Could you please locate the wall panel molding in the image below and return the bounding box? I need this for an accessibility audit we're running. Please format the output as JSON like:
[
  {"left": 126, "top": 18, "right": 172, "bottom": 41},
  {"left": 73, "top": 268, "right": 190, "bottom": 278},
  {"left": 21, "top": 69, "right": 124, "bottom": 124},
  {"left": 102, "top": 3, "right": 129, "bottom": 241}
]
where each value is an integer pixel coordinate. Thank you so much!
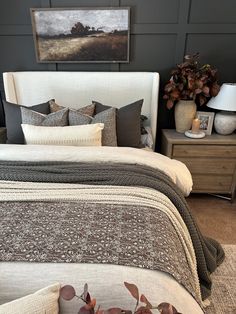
[
  {"left": 0, "top": 0, "right": 236, "bottom": 135},
  {"left": 189, "top": 0, "right": 236, "bottom": 24},
  {"left": 40, "top": 0, "right": 51, "bottom": 7},
  {"left": 186, "top": 24, "right": 236, "bottom": 33},
  {"left": 132, "top": 24, "right": 178, "bottom": 35},
  {"left": 174, "top": 0, "right": 190, "bottom": 64}
]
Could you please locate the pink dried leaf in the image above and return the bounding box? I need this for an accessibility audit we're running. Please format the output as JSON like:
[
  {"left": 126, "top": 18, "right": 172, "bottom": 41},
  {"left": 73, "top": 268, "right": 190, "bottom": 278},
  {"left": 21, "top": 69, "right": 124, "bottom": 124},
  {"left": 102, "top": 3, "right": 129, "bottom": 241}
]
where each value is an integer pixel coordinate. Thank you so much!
[
  {"left": 157, "top": 303, "right": 178, "bottom": 314},
  {"left": 210, "top": 84, "right": 220, "bottom": 97},
  {"left": 179, "top": 61, "right": 190, "bottom": 69},
  {"left": 140, "top": 294, "right": 152, "bottom": 309},
  {"left": 135, "top": 306, "right": 152, "bottom": 314},
  {"left": 89, "top": 299, "right": 96, "bottom": 309},
  {"left": 123, "top": 311, "right": 132, "bottom": 314},
  {"left": 202, "top": 86, "right": 210, "bottom": 96},
  {"left": 124, "top": 282, "right": 139, "bottom": 301},
  {"left": 199, "top": 95, "right": 207, "bottom": 106},
  {"left": 107, "top": 307, "right": 122, "bottom": 314},
  {"left": 195, "top": 88, "right": 202, "bottom": 94},
  {"left": 170, "top": 89, "right": 180, "bottom": 100},
  {"left": 195, "top": 80, "right": 204, "bottom": 88},
  {"left": 86, "top": 292, "right": 91, "bottom": 304},
  {"left": 210, "top": 69, "right": 217, "bottom": 77},
  {"left": 85, "top": 303, "right": 96, "bottom": 313},
  {"left": 164, "top": 84, "right": 174, "bottom": 93},
  {"left": 188, "top": 79, "right": 195, "bottom": 90},
  {"left": 60, "top": 285, "right": 76, "bottom": 301},
  {"left": 166, "top": 100, "right": 174, "bottom": 110},
  {"left": 79, "top": 305, "right": 95, "bottom": 314},
  {"left": 95, "top": 305, "right": 101, "bottom": 314}
]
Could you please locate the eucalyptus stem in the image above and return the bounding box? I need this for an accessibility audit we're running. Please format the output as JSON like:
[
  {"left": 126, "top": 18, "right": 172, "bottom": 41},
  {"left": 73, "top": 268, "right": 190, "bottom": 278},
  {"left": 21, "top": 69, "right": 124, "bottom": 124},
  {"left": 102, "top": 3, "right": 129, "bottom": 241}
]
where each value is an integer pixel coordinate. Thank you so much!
[
  {"left": 134, "top": 299, "right": 139, "bottom": 314},
  {"left": 77, "top": 294, "right": 87, "bottom": 303}
]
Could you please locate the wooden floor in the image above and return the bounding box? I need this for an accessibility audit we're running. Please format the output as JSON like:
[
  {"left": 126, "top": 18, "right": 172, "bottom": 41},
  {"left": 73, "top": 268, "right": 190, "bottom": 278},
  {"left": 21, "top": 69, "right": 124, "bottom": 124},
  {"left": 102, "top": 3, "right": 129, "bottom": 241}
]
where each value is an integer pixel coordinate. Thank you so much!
[{"left": 187, "top": 194, "right": 236, "bottom": 245}]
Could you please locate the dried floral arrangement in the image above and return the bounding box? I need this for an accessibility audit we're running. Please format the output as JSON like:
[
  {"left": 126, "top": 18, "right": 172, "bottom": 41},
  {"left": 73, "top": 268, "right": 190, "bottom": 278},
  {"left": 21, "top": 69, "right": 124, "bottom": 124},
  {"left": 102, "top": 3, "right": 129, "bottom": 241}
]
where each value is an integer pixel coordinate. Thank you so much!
[
  {"left": 60, "top": 282, "right": 182, "bottom": 314},
  {"left": 163, "top": 53, "right": 220, "bottom": 109}
]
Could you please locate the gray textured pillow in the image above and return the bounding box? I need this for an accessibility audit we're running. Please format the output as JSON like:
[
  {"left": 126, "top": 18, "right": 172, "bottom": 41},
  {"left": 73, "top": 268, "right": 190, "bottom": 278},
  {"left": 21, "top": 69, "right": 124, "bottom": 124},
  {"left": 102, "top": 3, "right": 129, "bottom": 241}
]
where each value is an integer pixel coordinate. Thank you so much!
[
  {"left": 93, "top": 99, "right": 144, "bottom": 147},
  {"left": 21, "top": 107, "right": 68, "bottom": 126},
  {"left": 68, "top": 107, "right": 117, "bottom": 146},
  {"left": 49, "top": 100, "right": 95, "bottom": 116},
  {"left": 69, "top": 110, "right": 93, "bottom": 125},
  {"left": 93, "top": 107, "right": 117, "bottom": 146}
]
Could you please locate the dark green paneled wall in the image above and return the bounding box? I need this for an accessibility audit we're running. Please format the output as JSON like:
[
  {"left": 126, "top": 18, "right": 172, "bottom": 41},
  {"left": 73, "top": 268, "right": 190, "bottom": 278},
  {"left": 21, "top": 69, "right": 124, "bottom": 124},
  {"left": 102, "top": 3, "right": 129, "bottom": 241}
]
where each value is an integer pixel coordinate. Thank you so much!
[{"left": 1, "top": 0, "right": 236, "bottom": 147}]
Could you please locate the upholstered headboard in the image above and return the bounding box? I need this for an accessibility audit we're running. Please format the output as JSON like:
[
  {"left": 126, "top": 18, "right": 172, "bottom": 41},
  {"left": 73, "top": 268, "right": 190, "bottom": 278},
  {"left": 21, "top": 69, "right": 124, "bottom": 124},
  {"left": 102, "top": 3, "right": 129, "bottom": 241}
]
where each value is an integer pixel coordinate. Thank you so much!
[{"left": 3, "top": 71, "right": 160, "bottom": 146}]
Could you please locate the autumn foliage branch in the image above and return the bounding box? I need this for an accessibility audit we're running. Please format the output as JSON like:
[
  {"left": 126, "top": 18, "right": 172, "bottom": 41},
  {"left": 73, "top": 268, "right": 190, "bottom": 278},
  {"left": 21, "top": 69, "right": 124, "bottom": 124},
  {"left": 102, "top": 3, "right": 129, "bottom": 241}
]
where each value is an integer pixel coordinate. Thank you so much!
[
  {"left": 60, "top": 282, "right": 182, "bottom": 314},
  {"left": 163, "top": 53, "right": 220, "bottom": 109}
]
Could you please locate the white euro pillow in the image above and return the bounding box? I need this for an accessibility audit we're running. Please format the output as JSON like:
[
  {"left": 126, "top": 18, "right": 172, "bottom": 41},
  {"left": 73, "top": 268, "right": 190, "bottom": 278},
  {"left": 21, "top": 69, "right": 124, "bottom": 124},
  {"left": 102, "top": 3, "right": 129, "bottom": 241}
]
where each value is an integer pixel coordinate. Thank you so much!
[
  {"left": 21, "top": 123, "right": 104, "bottom": 146},
  {"left": 0, "top": 283, "right": 60, "bottom": 314}
]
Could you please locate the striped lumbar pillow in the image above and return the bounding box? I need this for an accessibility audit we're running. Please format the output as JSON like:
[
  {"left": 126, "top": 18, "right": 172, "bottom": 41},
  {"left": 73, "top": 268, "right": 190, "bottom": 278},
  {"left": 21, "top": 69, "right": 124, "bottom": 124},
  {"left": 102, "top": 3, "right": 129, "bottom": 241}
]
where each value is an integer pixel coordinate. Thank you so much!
[
  {"left": 0, "top": 283, "right": 60, "bottom": 314},
  {"left": 21, "top": 123, "right": 104, "bottom": 146}
]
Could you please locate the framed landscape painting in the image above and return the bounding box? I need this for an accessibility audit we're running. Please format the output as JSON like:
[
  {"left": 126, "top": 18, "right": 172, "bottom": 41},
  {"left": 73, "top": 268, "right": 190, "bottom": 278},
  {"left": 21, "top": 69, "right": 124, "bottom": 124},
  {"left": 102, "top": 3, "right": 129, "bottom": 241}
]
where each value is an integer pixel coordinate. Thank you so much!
[{"left": 31, "top": 7, "right": 130, "bottom": 63}]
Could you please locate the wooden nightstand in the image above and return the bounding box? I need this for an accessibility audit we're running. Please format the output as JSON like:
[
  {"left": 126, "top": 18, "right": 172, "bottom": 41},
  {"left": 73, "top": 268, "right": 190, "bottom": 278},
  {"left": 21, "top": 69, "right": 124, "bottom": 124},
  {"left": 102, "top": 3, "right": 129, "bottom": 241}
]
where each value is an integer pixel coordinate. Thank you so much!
[
  {"left": 0, "top": 128, "right": 6, "bottom": 143},
  {"left": 161, "top": 129, "right": 236, "bottom": 201}
]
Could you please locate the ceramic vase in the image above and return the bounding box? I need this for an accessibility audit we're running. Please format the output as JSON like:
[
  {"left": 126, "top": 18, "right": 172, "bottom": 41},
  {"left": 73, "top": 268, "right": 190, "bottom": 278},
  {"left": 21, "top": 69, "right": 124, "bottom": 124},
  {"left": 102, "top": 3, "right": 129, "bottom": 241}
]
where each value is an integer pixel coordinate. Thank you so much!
[
  {"left": 175, "top": 100, "right": 197, "bottom": 133},
  {"left": 214, "top": 111, "right": 236, "bottom": 135}
]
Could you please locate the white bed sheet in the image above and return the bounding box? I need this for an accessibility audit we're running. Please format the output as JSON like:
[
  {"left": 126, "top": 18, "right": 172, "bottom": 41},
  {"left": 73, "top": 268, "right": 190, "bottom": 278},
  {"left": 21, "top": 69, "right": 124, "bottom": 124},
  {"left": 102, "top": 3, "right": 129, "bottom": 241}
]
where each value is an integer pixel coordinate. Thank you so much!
[
  {"left": 0, "top": 145, "right": 193, "bottom": 196},
  {"left": 0, "top": 263, "right": 203, "bottom": 314}
]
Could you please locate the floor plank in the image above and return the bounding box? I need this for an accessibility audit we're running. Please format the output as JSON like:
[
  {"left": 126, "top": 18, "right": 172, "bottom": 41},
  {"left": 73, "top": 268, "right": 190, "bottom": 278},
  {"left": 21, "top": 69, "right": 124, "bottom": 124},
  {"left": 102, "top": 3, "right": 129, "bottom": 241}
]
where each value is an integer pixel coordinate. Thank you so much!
[{"left": 186, "top": 194, "right": 236, "bottom": 245}]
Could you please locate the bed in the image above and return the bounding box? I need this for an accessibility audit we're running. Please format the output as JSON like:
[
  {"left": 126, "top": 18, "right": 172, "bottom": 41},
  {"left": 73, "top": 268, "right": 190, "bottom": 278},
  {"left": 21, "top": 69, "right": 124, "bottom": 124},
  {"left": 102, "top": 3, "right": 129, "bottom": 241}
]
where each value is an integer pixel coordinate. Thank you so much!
[{"left": 0, "top": 71, "right": 224, "bottom": 314}]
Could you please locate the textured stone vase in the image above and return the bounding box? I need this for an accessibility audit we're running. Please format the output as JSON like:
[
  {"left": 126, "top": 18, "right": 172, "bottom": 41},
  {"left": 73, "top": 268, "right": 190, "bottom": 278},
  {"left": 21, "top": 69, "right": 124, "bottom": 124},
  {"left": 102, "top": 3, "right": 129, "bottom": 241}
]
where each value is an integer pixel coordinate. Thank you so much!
[{"left": 175, "top": 100, "right": 197, "bottom": 133}]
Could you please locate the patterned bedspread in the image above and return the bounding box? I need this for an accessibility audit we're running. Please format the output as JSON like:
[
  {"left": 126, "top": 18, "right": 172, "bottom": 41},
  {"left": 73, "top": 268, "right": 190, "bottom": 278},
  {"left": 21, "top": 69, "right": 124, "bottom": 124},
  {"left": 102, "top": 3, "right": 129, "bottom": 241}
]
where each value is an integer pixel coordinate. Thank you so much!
[{"left": 0, "top": 159, "right": 225, "bottom": 306}]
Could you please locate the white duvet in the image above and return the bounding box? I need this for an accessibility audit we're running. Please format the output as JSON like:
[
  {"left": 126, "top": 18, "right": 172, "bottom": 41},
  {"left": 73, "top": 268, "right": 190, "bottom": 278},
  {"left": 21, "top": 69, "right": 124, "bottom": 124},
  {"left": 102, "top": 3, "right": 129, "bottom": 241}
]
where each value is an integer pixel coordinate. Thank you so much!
[
  {"left": 0, "top": 145, "right": 193, "bottom": 196},
  {"left": 0, "top": 144, "right": 203, "bottom": 313}
]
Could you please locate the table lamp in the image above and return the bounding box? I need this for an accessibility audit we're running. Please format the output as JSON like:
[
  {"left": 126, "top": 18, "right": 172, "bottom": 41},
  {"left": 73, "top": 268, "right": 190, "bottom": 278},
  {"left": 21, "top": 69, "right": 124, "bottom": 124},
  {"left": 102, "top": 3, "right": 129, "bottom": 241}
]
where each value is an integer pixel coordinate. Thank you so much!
[{"left": 207, "top": 83, "right": 236, "bottom": 135}]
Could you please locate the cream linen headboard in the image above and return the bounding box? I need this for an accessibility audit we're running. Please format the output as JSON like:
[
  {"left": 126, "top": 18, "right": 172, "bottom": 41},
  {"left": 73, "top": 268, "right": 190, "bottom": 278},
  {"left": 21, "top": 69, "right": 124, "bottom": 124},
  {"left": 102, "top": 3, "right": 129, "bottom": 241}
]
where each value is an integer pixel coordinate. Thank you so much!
[{"left": 3, "top": 71, "right": 160, "bottom": 147}]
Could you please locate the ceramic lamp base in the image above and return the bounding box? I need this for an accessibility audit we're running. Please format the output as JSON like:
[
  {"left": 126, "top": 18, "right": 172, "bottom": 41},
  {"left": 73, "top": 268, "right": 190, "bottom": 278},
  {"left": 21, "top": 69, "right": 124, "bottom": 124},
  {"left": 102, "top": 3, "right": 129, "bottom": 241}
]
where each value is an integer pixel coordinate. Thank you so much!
[
  {"left": 184, "top": 130, "right": 206, "bottom": 139},
  {"left": 214, "top": 111, "right": 236, "bottom": 135}
]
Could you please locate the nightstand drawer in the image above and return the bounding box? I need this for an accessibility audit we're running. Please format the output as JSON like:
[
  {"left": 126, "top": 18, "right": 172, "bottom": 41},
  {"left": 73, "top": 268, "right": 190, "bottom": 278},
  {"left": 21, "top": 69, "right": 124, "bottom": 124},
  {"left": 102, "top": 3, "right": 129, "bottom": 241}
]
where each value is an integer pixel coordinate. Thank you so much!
[
  {"left": 177, "top": 158, "right": 236, "bottom": 175},
  {"left": 173, "top": 145, "right": 236, "bottom": 158},
  {"left": 162, "top": 130, "right": 236, "bottom": 200},
  {"left": 192, "top": 174, "right": 233, "bottom": 193}
]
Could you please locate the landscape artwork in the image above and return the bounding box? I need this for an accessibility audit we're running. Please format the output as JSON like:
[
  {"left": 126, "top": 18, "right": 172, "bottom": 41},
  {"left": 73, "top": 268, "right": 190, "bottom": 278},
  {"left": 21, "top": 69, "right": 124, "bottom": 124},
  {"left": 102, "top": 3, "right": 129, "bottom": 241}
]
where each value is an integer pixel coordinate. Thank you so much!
[{"left": 31, "top": 8, "right": 130, "bottom": 63}]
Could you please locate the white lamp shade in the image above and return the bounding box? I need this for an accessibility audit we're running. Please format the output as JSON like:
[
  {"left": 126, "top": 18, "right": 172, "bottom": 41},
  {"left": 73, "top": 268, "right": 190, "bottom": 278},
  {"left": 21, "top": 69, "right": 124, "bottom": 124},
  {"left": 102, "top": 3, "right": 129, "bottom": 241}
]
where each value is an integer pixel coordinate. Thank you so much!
[{"left": 207, "top": 83, "right": 236, "bottom": 111}]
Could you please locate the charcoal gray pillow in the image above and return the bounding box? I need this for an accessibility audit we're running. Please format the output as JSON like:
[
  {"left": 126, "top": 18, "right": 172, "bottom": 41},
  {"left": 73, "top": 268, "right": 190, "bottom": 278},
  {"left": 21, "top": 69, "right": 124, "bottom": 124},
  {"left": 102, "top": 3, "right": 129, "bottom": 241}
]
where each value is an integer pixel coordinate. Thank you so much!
[
  {"left": 3, "top": 100, "right": 50, "bottom": 144},
  {"left": 68, "top": 107, "right": 117, "bottom": 146},
  {"left": 93, "top": 99, "right": 144, "bottom": 147},
  {"left": 94, "top": 102, "right": 111, "bottom": 114},
  {"left": 21, "top": 107, "right": 68, "bottom": 126}
]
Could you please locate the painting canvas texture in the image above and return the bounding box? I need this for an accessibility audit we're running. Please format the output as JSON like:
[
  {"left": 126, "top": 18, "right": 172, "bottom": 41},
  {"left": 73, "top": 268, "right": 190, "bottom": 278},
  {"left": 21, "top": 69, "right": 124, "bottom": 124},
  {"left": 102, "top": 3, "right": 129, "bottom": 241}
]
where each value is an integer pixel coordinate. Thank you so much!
[{"left": 31, "top": 8, "right": 129, "bottom": 63}]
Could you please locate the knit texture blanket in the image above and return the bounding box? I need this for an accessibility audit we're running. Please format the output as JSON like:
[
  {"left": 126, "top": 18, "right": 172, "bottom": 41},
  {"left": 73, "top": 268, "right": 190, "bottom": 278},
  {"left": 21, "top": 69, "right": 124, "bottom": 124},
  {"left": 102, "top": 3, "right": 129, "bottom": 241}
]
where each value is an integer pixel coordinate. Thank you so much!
[{"left": 0, "top": 161, "right": 225, "bottom": 301}]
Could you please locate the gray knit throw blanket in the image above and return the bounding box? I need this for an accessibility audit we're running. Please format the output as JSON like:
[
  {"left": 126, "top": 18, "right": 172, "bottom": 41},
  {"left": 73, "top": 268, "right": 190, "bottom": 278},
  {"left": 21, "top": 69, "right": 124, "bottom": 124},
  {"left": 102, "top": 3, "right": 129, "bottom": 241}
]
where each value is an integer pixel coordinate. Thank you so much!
[{"left": 0, "top": 161, "right": 225, "bottom": 300}]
